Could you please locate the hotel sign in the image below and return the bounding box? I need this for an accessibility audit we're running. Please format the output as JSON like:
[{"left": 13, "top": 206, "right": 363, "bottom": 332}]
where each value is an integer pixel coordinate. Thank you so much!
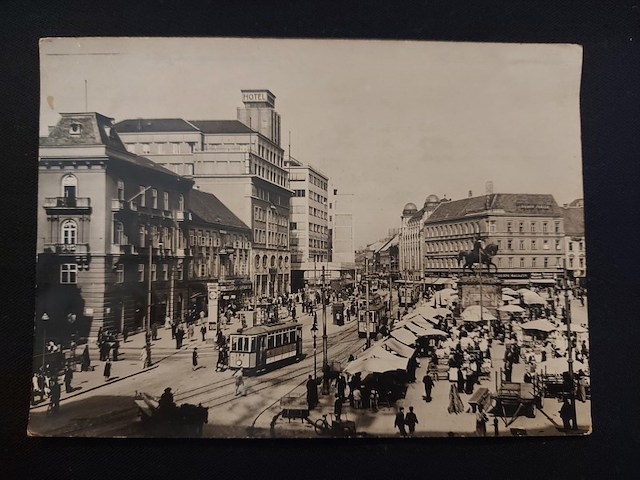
[{"left": 242, "top": 91, "right": 268, "bottom": 102}]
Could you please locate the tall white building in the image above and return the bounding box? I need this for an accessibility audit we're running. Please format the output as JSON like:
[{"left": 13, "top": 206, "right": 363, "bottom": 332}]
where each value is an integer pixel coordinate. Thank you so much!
[
  {"left": 325, "top": 185, "right": 356, "bottom": 289},
  {"left": 286, "top": 157, "right": 330, "bottom": 291}
]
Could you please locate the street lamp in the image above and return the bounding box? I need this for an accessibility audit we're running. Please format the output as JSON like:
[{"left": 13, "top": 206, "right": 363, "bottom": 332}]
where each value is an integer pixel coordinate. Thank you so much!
[
  {"left": 561, "top": 258, "right": 578, "bottom": 431},
  {"left": 41, "top": 313, "right": 49, "bottom": 370},
  {"left": 321, "top": 265, "right": 329, "bottom": 395},
  {"left": 311, "top": 320, "right": 318, "bottom": 380}
]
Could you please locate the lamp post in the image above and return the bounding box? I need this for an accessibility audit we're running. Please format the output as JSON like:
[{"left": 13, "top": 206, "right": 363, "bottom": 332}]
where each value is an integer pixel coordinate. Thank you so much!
[
  {"left": 144, "top": 228, "right": 154, "bottom": 367},
  {"left": 365, "top": 258, "right": 371, "bottom": 348},
  {"left": 41, "top": 313, "right": 49, "bottom": 370},
  {"left": 321, "top": 265, "right": 329, "bottom": 395},
  {"left": 562, "top": 258, "right": 578, "bottom": 431},
  {"left": 311, "top": 320, "right": 318, "bottom": 380}
]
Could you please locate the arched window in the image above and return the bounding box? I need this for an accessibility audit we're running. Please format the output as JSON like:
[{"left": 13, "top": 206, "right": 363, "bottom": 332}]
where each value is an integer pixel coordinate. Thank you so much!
[
  {"left": 117, "top": 180, "right": 125, "bottom": 201},
  {"left": 284, "top": 256, "right": 289, "bottom": 265},
  {"left": 262, "top": 255, "right": 268, "bottom": 268},
  {"left": 270, "top": 255, "right": 276, "bottom": 268},
  {"left": 62, "top": 175, "right": 78, "bottom": 201},
  {"left": 255, "top": 255, "right": 260, "bottom": 269},
  {"left": 61, "top": 219, "right": 77, "bottom": 245}
]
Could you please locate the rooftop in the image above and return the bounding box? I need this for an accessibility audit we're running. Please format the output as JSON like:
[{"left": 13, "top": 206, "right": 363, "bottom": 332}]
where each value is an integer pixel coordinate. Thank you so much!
[
  {"left": 561, "top": 206, "right": 584, "bottom": 236},
  {"left": 189, "top": 188, "right": 250, "bottom": 231},
  {"left": 188, "top": 120, "right": 254, "bottom": 134},
  {"left": 114, "top": 118, "right": 199, "bottom": 133}
]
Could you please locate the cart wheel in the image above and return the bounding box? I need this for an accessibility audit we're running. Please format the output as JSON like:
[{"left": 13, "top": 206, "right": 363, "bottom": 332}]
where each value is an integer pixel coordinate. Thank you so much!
[{"left": 314, "top": 418, "right": 329, "bottom": 436}]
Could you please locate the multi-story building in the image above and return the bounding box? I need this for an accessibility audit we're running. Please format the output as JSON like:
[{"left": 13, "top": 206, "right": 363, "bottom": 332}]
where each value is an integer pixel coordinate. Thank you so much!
[
  {"left": 561, "top": 198, "right": 586, "bottom": 287},
  {"left": 115, "top": 89, "right": 292, "bottom": 298},
  {"left": 399, "top": 194, "right": 442, "bottom": 281},
  {"left": 186, "top": 188, "right": 252, "bottom": 314},
  {"left": 285, "top": 156, "right": 330, "bottom": 292},
  {"left": 423, "top": 193, "right": 566, "bottom": 286},
  {"left": 326, "top": 185, "right": 357, "bottom": 290},
  {"left": 37, "top": 112, "right": 194, "bottom": 341},
  {"left": 375, "top": 233, "right": 400, "bottom": 280}
]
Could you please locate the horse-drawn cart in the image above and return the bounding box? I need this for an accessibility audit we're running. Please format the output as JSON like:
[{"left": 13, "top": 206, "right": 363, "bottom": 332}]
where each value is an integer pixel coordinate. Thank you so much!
[
  {"left": 490, "top": 382, "right": 542, "bottom": 427},
  {"left": 134, "top": 391, "right": 208, "bottom": 437}
]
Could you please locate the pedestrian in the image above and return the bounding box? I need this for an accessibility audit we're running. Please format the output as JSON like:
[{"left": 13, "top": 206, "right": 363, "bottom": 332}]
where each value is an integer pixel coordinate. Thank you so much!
[
  {"left": 457, "top": 367, "right": 465, "bottom": 393},
  {"left": 407, "top": 355, "right": 418, "bottom": 383},
  {"left": 336, "top": 374, "right": 347, "bottom": 401},
  {"left": 151, "top": 321, "right": 158, "bottom": 340},
  {"left": 112, "top": 339, "right": 119, "bottom": 361},
  {"left": 306, "top": 375, "right": 318, "bottom": 410},
  {"left": 176, "top": 326, "right": 185, "bottom": 349},
  {"left": 191, "top": 347, "right": 199, "bottom": 370},
  {"left": 370, "top": 389, "right": 379, "bottom": 410},
  {"left": 405, "top": 406, "right": 419, "bottom": 436},
  {"left": 504, "top": 359, "right": 513, "bottom": 382},
  {"left": 200, "top": 324, "right": 207, "bottom": 342},
  {"left": 353, "top": 388, "right": 362, "bottom": 409},
  {"left": 63, "top": 364, "right": 73, "bottom": 393},
  {"left": 577, "top": 370, "right": 588, "bottom": 402},
  {"left": 291, "top": 305, "right": 296, "bottom": 320},
  {"left": 394, "top": 407, "right": 407, "bottom": 437},
  {"left": 140, "top": 346, "right": 148, "bottom": 369},
  {"left": 170, "top": 319, "right": 176, "bottom": 339},
  {"left": 560, "top": 397, "right": 573, "bottom": 431},
  {"left": 103, "top": 357, "right": 112, "bottom": 382},
  {"left": 233, "top": 368, "right": 245, "bottom": 396},
  {"left": 81, "top": 345, "right": 91, "bottom": 372},
  {"left": 475, "top": 404, "right": 489, "bottom": 436},
  {"left": 334, "top": 394, "right": 343, "bottom": 422},
  {"left": 122, "top": 325, "right": 128, "bottom": 343},
  {"left": 48, "top": 377, "right": 61, "bottom": 415},
  {"left": 188, "top": 322, "right": 195, "bottom": 340},
  {"left": 423, "top": 372, "right": 435, "bottom": 402}
]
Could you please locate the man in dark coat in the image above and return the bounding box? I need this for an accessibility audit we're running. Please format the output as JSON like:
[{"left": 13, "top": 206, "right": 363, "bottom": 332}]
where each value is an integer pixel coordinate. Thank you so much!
[
  {"left": 49, "top": 377, "right": 61, "bottom": 415},
  {"left": 81, "top": 345, "right": 91, "bottom": 371},
  {"left": 306, "top": 375, "right": 318, "bottom": 409},
  {"left": 405, "top": 406, "right": 418, "bottom": 436},
  {"left": 334, "top": 394, "right": 343, "bottom": 422},
  {"left": 560, "top": 397, "right": 573, "bottom": 431},
  {"left": 63, "top": 365, "right": 73, "bottom": 393},
  {"left": 457, "top": 368, "right": 465, "bottom": 393},
  {"left": 407, "top": 355, "right": 418, "bottom": 383},
  {"left": 394, "top": 407, "right": 407, "bottom": 437},
  {"left": 175, "top": 326, "right": 185, "bottom": 349},
  {"left": 423, "top": 372, "right": 435, "bottom": 402},
  {"left": 200, "top": 324, "right": 207, "bottom": 342},
  {"left": 504, "top": 359, "right": 513, "bottom": 382},
  {"left": 336, "top": 374, "right": 347, "bottom": 401},
  {"left": 192, "top": 347, "right": 199, "bottom": 370}
]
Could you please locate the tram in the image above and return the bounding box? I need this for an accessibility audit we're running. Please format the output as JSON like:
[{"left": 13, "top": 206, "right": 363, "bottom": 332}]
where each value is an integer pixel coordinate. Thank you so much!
[
  {"left": 357, "top": 302, "right": 386, "bottom": 338},
  {"left": 397, "top": 280, "right": 420, "bottom": 307},
  {"left": 228, "top": 321, "right": 303, "bottom": 375}
]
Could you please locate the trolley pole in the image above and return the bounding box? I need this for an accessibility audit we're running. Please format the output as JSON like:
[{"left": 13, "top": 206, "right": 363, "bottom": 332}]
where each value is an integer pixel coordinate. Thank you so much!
[
  {"left": 366, "top": 259, "right": 371, "bottom": 348},
  {"left": 563, "top": 258, "right": 577, "bottom": 430}
]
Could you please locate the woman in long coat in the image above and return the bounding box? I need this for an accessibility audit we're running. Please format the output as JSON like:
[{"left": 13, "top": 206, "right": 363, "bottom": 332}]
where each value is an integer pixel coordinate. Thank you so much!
[
  {"left": 81, "top": 345, "right": 91, "bottom": 371},
  {"left": 103, "top": 358, "right": 112, "bottom": 381}
]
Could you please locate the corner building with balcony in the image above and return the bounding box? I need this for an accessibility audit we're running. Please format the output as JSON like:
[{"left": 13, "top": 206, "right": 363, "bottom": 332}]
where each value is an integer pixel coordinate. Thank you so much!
[
  {"left": 423, "top": 193, "right": 566, "bottom": 286},
  {"left": 115, "top": 89, "right": 292, "bottom": 298},
  {"left": 399, "top": 195, "right": 442, "bottom": 281},
  {"left": 37, "top": 112, "right": 194, "bottom": 340}
]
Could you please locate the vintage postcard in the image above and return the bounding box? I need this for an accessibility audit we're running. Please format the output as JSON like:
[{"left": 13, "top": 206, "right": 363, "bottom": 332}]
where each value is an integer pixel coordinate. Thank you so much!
[{"left": 30, "top": 37, "right": 590, "bottom": 438}]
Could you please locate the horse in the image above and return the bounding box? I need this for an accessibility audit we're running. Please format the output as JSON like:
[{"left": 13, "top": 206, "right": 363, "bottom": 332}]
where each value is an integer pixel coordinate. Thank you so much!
[{"left": 457, "top": 243, "right": 499, "bottom": 273}]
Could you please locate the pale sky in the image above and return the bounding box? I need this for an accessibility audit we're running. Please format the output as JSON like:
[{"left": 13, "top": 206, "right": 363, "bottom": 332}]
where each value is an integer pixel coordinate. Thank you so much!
[{"left": 40, "top": 38, "right": 584, "bottom": 248}]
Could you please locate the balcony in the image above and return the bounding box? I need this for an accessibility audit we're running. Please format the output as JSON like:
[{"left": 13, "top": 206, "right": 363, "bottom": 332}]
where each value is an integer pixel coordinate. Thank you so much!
[
  {"left": 45, "top": 243, "right": 90, "bottom": 255},
  {"left": 44, "top": 197, "right": 92, "bottom": 214},
  {"left": 112, "top": 244, "right": 137, "bottom": 255}
]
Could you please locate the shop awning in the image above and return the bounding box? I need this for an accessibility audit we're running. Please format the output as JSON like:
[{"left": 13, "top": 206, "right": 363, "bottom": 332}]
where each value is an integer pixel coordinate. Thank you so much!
[
  {"left": 391, "top": 328, "right": 418, "bottom": 346},
  {"left": 381, "top": 337, "right": 415, "bottom": 358}
]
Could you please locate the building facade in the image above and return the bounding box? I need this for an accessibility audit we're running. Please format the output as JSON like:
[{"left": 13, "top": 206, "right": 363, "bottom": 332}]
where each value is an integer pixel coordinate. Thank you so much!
[
  {"left": 115, "top": 89, "right": 293, "bottom": 298},
  {"left": 561, "top": 199, "right": 586, "bottom": 287},
  {"left": 286, "top": 157, "right": 330, "bottom": 291},
  {"left": 37, "top": 112, "right": 194, "bottom": 341},
  {"left": 326, "top": 185, "right": 357, "bottom": 289},
  {"left": 399, "top": 195, "right": 442, "bottom": 281},
  {"left": 186, "top": 188, "right": 252, "bottom": 314},
  {"left": 422, "top": 193, "right": 566, "bottom": 286}
]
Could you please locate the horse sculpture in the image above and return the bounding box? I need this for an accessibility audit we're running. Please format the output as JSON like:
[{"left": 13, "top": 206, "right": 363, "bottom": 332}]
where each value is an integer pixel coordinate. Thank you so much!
[{"left": 458, "top": 243, "right": 499, "bottom": 273}]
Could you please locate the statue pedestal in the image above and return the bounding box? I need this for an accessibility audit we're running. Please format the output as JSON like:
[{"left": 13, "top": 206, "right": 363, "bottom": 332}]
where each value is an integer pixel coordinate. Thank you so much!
[{"left": 457, "top": 275, "right": 503, "bottom": 317}]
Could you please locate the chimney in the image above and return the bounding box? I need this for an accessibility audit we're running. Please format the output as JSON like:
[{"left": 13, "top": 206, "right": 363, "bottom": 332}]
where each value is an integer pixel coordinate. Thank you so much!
[{"left": 468, "top": 190, "right": 473, "bottom": 198}]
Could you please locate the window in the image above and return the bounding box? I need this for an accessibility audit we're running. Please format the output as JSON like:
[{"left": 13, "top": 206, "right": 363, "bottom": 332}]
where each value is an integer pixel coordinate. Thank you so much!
[
  {"left": 60, "top": 263, "right": 78, "bottom": 284},
  {"left": 117, "top": 180, "right": 125, "bottom": 201},
  {"left": 531, "top": 240, "right": 537, "bottom": 250},
  {"left": 519, "top": 222, "right": 524, "bottom": 233},
  {"left": 530, "top": 222, "right": 536, "bottom": 233},
  {"left": 519, "top": 240, "right": 525, "bottom": 250},
  {"left": 162, "top": 264, "right": 168, "bottom": 281},
  {"left": 543, "top": 240, "right": 549, "bottom": 250},
  {"left": 489, "top": 222, "right": 496, "bottom": 233},
  {"left": 543, "top": 222, "right": 548, "bottom": 233},
  {"left": 555, "top": 239, "right": 561, "bottom": 250},
  {"left": 532, "top": 257, "right": 537, "bottom": 267},
  {"left": 116, "top": 264, "right": 124, "bottom": 283},
  {"left": 139, "top": 227, "right": 146, "bottom": 247},
  {"left": 555, "top": 222, "right": 560, "bottom": 233},
  {"left": 497, "top": 239, "right": 502, "bottom": 250},
  {"left": 142, "top": 144, "right": 151, "bottom": 154},
  {"left": 114, "top": 221, "right": 124, "bottom": 244},
  {"left": 139, "top": 186, "right": 146, "bottom": 207},
  {"left": 151, "top": 263, "right": 157, "bottom": 281},
  {"left": 507, "top": 239, "right": 512, "bottom": 250},
  {"left": 138, "top": 264, "right": 145, "bottom": 282},
  {"left": 61, "top": 220, "right": 78, "bottom": 245},
  {"left": 569, "top": 258, "right": 574, "bottom": 268},
  {"left": 178, "top": 194, "right": 185, "bottom": 211},
  {"left": 579, "top": 257, "right": 584, "bottom": 268},
  {"left": 508, "top": 257, "right": 513, "bottom": 268},
  {"left": 172, "top": 143, "right": 180, "bottom": 154},
  {"left": 62, "top": 175, "right": 78, "bottom": 200},
  {"left": 163, "top": 192, "right": 169, "bottom": 210},
  {"left": 151, "top": 189, "right": 158, "bottom": 209},
  {"left": 569, "top": 243, "right": 573, "bottom": 251},
  {"left": 544, "top": 257, "right": 549, "bottom": 268},
  {"left": 69, "top": 122, "right": 83, "bottom": 136},
  {"left": 579, "top": 241, "right": 584, "bottom": 251},
  {"left": 519, "top": 257, "right": 525, "bottom": 268}
]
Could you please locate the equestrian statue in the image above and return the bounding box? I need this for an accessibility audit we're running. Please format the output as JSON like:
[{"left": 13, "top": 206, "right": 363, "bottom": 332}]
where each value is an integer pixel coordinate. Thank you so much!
[{"left": 457, "top": 236, "right": 499, "bottom": 274}]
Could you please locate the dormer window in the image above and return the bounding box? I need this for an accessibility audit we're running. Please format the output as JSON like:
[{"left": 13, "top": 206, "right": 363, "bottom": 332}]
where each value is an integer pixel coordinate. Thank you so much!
[{"left": 69, "top": 122, "right": 83, "bottom": 136}]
